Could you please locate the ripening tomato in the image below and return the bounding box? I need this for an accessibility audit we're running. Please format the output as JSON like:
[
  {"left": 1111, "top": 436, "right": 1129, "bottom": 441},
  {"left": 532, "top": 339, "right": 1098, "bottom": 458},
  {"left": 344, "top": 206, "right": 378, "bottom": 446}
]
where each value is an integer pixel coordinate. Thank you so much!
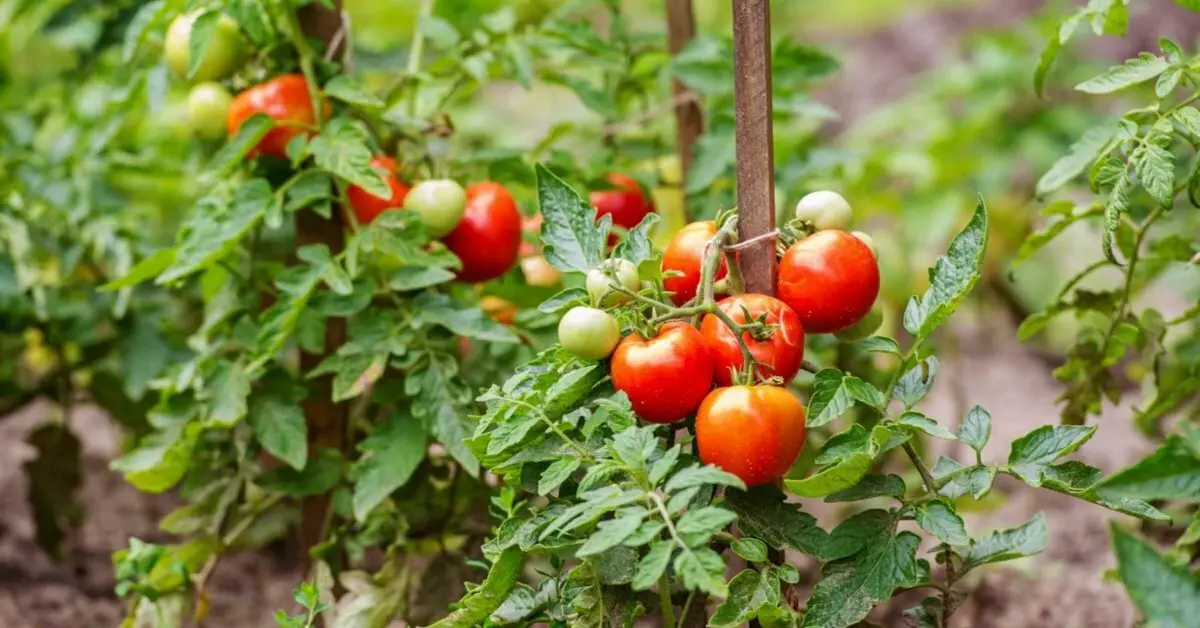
[
  {"left": 700, "top": 294, "right": 804, "bottom": 386},
  {"left": 558, "top": 306, "right": 621, "bottom": 360},
  {"left": 778, "top": 230, "right": 879, "bottom": 334},
  {"left": 696, "top": 385, "right": 807, "bottom": 487},
  {"left": 481, "top": 296, "right": 518, "bottom": 326},
  {"left": 519, "top": 214, "right": 543, "bottom": 257},
  {"left": 227, "top": 74, "right": 326, "bottom": 159},
  {"left": 586, "top": 259, "right": 640, "bottom": 306},
  {"left": 187, "top": 82, "right": 233, "bottom": 140},
  {"left": 521, "top": 255, "right": 562, "bottom": 287},
  {"left": 662, "top": 221, "right": 727, "bottom": 305},
  {"left": 347, "top": 156, "right": 410, "bottom": 225},
  {"left": 794, "top": 190, "right": 853, "bottom": 231},
  {"left": 611, "top": 321, "right": 713, "bottom": 423},
  {"left": 590, "top": 173, "right": 654, "bottom": 242},
  {"left": 443, "top": 182, "right": 522, "bottom": 283},
  {"left": 165, "top": 12, "right": 246, "bottom": 82}
]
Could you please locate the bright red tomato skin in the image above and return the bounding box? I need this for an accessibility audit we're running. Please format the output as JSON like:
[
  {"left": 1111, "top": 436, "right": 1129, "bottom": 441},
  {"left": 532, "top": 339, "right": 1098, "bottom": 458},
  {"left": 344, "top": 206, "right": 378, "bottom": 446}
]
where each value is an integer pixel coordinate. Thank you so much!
[
  {"left": 227, "top": 74, "right": 325, "bottom": 159},
  {"left": 591, "top": 173, "right": 654, "bottom": 242},
  {"left": 700, "top": 294, "right": 804, "bottom": 386},
  {"left": 777, "top": 230, "right": 880, "bottom": 334},
  {"left": 442, "top": 182, "right": 522, "bottom": 283},
  {"left": 611, "top": 322, "right": 714, "bottom": 424},
  {"left": 696, "top": 385, "right": 807, "bottom": 487},
  {"left": 662, "top": 221, "right": 728, "bottom": 305},
  {"left": 347, "top": 156, "right": 410, "bottom": 225}
]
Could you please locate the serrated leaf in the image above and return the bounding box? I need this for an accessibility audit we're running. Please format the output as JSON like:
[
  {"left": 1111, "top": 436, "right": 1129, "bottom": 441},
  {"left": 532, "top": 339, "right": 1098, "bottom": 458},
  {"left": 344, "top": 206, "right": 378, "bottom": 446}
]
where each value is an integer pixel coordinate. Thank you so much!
[
  {"left": 206, "top": 360, "right": 250, "bottom": 426},
  {"left": 892, "top": 357, "right": 939, "bottom": 410},
  {"left": 1133, "top": 142, "right": 1176, "bottom": 206},
  {"left": 1036, "top": 125, "right": 1115, "bottom": 197},
  {"left": 726, "top": 487, "right": 827, "bottom": 557},
  {"left": 536, "top": 165, "right": 606, "bottom": 273},
  {"left": 1095, "top": 435, "right": 1200, "bottom": 502},
  {"left": 787, "top": 451, "right": 874, "bottom": 498},
  {"left": 212, "top": 113, "right": 273, "bottom": 171},
  {"left": 413, "top": 292, "right": 519, "bottom": 343},
  {"left": 648, "top": 444, "right": 681, "bottom": 485},
  {"left": 1076, "top": 53, "right": 1169, "bottom": 94},
  {"left": 854, "top": 336, "right": 900, "bottom": 355},
  {"left": 1008, "top": 425, "right": 1096, "bottom": 483},
  {"left": 802, "top": 531, "right": 922, "bottom": 628},
  {"left": 323, "top": 75, "right": 384, "bottom": 108},
  {"left": 675, "top": 506, "right": 737, "bottom": 547},
  {"left": 577, "top": 513, "right": 645, "bottom": 557},
  {"left": 389, "top": 266, "right": 454, "bottom": 291},
  {"left": 427, "top": 547, "right": 523, "bottom": 628},
  {"left": 914, "top": 500, "right": 969, "bottom": 546},
  {"left": 731, "top": 538, "right": 769, "bottom": 562},
  {"left": 248, "top": 386, "right": 307, "bottom": 471},
  {"left": 1111, "top": 524, "right": 1200, "bottom": 627},
  {"left": 307, "top": 118, "right": 390, "bottom": 199},
  {"left": 1014, "top": 202, "right": 1104, "bottom": 265},
  {"left": 664, "top": 465, "right": 747, "bottom": 493},
  {"left": 965, "top": 513, "right": 1047, "bottom": 569},
  {"left": 631, "top": 541, "right": 673, "bottom": 590},
  {"left": 710, "top": 569, "right": 780, "bottom": 628},
  {"left": 538, "top": 458, "right": 581, "bottom": 496},
  {"left": 352, "top": 415, "right": 427, "bottom": 521},
  {"left": 101, "top": 247, "right": 177, "bottom": 291},
  {"left": 673, "top": 547, "right": 727, "bottom": 596},
  {"left": 613, "top": 213, "right": 659, "bottom": 265},
  {"left": 894, "top": 411, "right": 956, "bottom": 440},
  {"left": 825, "top": 474, "right": 906, "bottom": 503},
  {"left": 806, "top": 368, "right": 886, "bottom": 428},
  {"left": 186, "top": 11, "right": 220, "bottom": 80},
  {"left": 958, "top": 406, "right": 991, "bottom": 462},
  {"left": 160, "top": 180, "right": 271, "bottom": 283},
  {"left": 903, "top": 199, "right": 988, "bottom": 338}
]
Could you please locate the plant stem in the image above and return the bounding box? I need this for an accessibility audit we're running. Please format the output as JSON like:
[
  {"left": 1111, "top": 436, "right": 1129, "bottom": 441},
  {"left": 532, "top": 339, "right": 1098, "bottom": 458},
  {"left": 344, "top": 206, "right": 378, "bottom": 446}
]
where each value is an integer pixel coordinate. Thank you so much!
[
  {"left": 407, "top": 0, "right": 437, "bottom": 117},
  {"left": 902, "top": 442, "right": 938, "bottom": 495},
  {"left": 1094, "top": 206, "right": 1164, "bottom": 370},
  {"left": 274, "top": 0, "right": 325, "bottom": 127},
  {"left": 500, "top": 395, "right": 593, "bottom": 459},
  {"left": 677, "top": 589, "right": 697, "bottom": 628},
  {"left": 659, "top": 572, "right": 677, "bottom": 627}
]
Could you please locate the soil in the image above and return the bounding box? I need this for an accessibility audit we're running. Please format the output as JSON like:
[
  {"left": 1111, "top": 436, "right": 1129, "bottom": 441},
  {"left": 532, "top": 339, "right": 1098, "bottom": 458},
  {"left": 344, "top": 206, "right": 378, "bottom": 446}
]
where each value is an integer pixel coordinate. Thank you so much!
[{"left": 6, "top": 1, "right": 1198, "bottom": 627}]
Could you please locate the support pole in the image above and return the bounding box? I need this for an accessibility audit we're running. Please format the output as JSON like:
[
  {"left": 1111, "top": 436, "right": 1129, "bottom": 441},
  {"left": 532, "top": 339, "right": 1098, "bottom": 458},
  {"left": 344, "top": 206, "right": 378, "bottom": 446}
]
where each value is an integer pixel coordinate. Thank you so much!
[
  {"left": 731, "top": 0, "right": 776, "bottom": 295},
  {"left": 666, "top": 0, "right": 703, "bottom": 217},
  {"left": 297, "top": 0, "right": 346, "bottom": 575}
]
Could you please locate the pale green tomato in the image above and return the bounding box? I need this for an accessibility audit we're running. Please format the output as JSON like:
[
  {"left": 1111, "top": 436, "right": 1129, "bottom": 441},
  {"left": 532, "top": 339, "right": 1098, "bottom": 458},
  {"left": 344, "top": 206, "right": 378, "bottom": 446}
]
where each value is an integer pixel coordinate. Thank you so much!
[
  {"left": 586, "top": 259, "right": 640, "bottom": 306},
  {"left": 851, "top": 230, "right": 877, "bottom": 257},
  {"left": 165, "top": 12, "right": 246, "bottom": 82},
  {"left": 794, "top": 190, "right": 853, "bottom": 231},
  {"left": 834, "top": 304, "right": 884, "bottom": 342},
  {"left": 558, "top": 306, "right": 621, "bottom": 360},
  {"left": 187, "top": 82, "right": 233, "bottom": 140},
  {"left": 405, "top": 180, "right": 466, "bottom": 238}
]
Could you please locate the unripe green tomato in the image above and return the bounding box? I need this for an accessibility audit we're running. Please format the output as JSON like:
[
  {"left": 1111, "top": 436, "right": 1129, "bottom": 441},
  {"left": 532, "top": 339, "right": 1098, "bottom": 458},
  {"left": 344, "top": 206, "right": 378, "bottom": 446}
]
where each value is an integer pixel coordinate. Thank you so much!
[
  {"left": 558, "top": 306, "right": 621, "bottom": 360},
  {"left": 834, "top": 304, "right": 884, "bottom": 342},
  {"left": 586, "top": 259, "right": 640, "bottom": 306},
  {"left": 794, "top": 190, "right": 853, "bottom": 230},
  {"left": 165, "top": 12, "right": 246, "bottom": 82},
  {"left": 851, "top": 230, "right": 877, "bottom": 257},
  {"left": 187, "top": 82, "right": 232, "bottom": 140},
  {"left": 406, "top": 179, "right": 466, "bottom": 238}
]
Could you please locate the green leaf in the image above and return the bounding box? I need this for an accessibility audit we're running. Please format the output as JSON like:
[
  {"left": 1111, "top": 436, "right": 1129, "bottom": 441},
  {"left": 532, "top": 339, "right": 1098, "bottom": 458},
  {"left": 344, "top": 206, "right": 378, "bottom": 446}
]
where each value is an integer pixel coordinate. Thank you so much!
[
  {"left": 307, "top": 118, "right": 390, "bottom": 199},
  {"left": 675, "top": 506, "right": 738, "bottom": 547},
  {"left": 419, "top": 15, "right": 460, "bottom": 49},
  {"left": 903, "top": 199, "right": 988, "bottom": 338},
  {"left": 673, "top": 547, "right": 727, "bottom": 596},
  {"left": 786, "top": 451, "right": 874, "bottom": 498},
  {"left": 914, "top": 499, "right": 969, "bottom": 546},
  {"left": 1133, "top": 142, "right": 1177, "bottom": 206},
  {"left": 726, "top": 487, "right": 828, "bottom": 557},
  {"left": 958, "top": 406, "right": 992, "bottom": 462},
  {"left": 111, "top": 424, "right": 199, "bottom": 493},
  {"left": 538, "top": 286, "right": 588, "bottom": 315},
  {"left": 248, "top": 381, "right": 308, "bottom": 470},
  {"left": 806, "top": 368, "right": 886, "bottom": 428},
  {"left": 1111, "top": 524, "right": 1200, "bottom": 627},
  {"left": 578, "top": 513, "right": 645, "bottom": 557},
  {"left": 1175, "top": 107, "right": 1200, "bottom": 140},
  {"left": 891, "top": 357, "right": 939, "bottom": 410},
  {"left": 1095, "top": 435, "right": 1200, "bottom": 502},
  {"left": 538, "top": 458, "right": 581, "bottom": 496},
  {"left": 664, "top": 465, "right": 747, "bottom": 493},
  {"left": 854, "top": 336, "right": 900, "bottom": 355},
  {"left": 631, "top": 540, "right": 674, "bottom": 590},
  {"left": 933, "top": 459, "right": 996, "bottom": 500},
  {"left": 731, "top": 538, "right": 769, "bottom": 562},
  {"left": 322, "top": 75, "right": 384, "bottom": 108},
  {"left": 352, "top": 415, "right": 427, "bottom": 521},
  {"left": 1036, "top": 125, "right": 1115, "bottom": 197},
  {"left": 964, "top": 512, "right": 1048, "bottom": 569},
  {"left": 1174, "top": 0, "right": 1200, "bottom": 12},
  {"left": 709, "top": 569, "right": 780, "bottom": 628},
  {"left": 206, "top": 360, "right": 250, "bottom": 426},
  {"left": 1076, "top": 53, "right": 1169, "bottom": 94},
  {"left": 894, "top": 411, "right": 956, "bottom": 440},
  {"left": 101, "top": 247, "right": 177, "bottom": 291},
  {"left": 259, "top": 448, "right": 343, "bottom": 497},
  {"left": 504, "top": 38, "right": 534, "bottom": 89},
  {"left": 161, "top": 180, "right": 272, "bottom": 283},
  {"left": 389, "top": 266, "right": 454, "bottom": 291},
  {"left": 427, "top": 548, "right": 523, "bottom": 628},
  {"left": 649, "top": 444, "right": 681, "bottom": 486},
  {"left": 1157, "top": 67, "right": 1183, "bottom": 98},
  {"left": 1007, "top": 425, "right": 1096, "bottom": 483},
  {"left": 1103, "top": 171, "right": 1131, "bottom": 264},
  {"left": 211, "top": 113, "right": 273, "bottom": 171},
  {"left": 186, "top": 11, "right": 220, "bottom": 79},
  {"left": 613, "top": 213, "right": 660, "bottom": 266},
  {"left": 825, "top": 474, "right": 906, "bottom": 503},
  {"left": 537, "top": 164, "right": 605, "bottom": 273},
  {"left": 123, "top": 1, "right": 167, "bottom": 62},
  {"left": 802, "top": 531, "right": 922, "bottom": 628},
  {"left": 413, "top": 292, "right": 519, "bottom": 343},
  {"left": 609, "top": 426, "right": 656, "bottom": 474}
]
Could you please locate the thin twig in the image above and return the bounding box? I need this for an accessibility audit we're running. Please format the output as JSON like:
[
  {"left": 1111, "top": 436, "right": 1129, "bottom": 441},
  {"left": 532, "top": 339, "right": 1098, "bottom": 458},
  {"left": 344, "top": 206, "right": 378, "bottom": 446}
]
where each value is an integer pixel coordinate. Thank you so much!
[{"left": 723, "top": 229, "right": 779, "bottom": 252}]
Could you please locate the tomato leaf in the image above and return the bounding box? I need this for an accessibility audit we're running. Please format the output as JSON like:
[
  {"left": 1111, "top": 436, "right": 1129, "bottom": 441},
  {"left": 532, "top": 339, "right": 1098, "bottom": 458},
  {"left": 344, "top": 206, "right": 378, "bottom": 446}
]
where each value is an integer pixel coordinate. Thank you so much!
[
  {"left": 186, "top": 11, "right": 220, "bottom": 80},
  {"left": 613, "top": 212, "right": 660, "bottom": 266},
  {"left": 1036, "top": 124, "right": 1115, "bottom": 197},
  {"left": 964, "top": 512, "right": 1048, "bottom": 569},
  {"left": 426, "top": 547, "right": 523, "bottom": 628},
  {"left": 914, "top": 499, "right": 969, "bottom": 546},
  {"left": 248, "top": 379, "right": 308, "bottom": 471},
  {"left": 159, "top": 179, "right": 271, "bottom": 284},
  {"left": 323, "top": 75, "right": 384, "bottom": 108},
  {"left": 802, "top": 529, "right": 922, "bottom": 628},
  {"left": 352, "top": 415, "right": 427, "bottom": 521},
  {"left": 957, "top": 406, "right": 992, "bottom": 463},
  {"left": 903, "top": 198, "right": 988, "bottom": 339},
  {"left": 306, "top": 117, "right": 390, "bottom": 199},
  {"left": 100, "top": 247, "right": 177, "bottom": 291},
  {"left": 537, "top": 164, "right": 606, "bottom": 273},
  {"left": 211, "top": 113, "right": 273, "bottom": 171},
  {"left": 725, "top": 487, "right": 827, "bottom": 556},
  {"left": 805, "top": 368, "right": 886, "bottom": 428},
  {"left": 1095, "top": 435, "right": 1200, "bottom": 502},
  {"left": 1076, "top": 53, "right": 1169, "bottom": 94},
  {"left": 1111, "top": 524, "right": 1200, "bottom": 626}
]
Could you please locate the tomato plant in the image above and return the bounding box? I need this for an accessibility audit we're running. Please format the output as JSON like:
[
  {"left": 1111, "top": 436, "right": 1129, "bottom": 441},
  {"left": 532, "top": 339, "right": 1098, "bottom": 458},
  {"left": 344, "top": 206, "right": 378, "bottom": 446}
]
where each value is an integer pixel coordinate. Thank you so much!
[
  {"left": 443, "top": 182, "right": 522, "bottom": 282},
  {"left": 699, "top": 293, "right": 804, "bottom": 386},
  {"left": 778, "top": 229, "right": 880, "bottom": 334},
  {"left": 695, "top": 384, "right": 807, "bottom": 487}
]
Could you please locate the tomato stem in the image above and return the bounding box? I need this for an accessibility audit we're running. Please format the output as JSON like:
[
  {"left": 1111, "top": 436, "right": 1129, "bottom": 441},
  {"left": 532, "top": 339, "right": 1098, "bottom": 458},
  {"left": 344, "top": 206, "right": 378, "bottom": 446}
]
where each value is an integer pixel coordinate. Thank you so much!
[{"left": 406, "top": 0, "right": 438, "bottom": 118}]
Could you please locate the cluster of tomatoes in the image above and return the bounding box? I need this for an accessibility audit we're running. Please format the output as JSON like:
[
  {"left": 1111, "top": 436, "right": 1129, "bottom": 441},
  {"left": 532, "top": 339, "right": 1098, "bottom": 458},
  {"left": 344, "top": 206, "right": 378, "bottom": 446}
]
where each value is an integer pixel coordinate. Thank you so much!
[{"left": 557, "top": 190, "right": 882, "bottom": 487}]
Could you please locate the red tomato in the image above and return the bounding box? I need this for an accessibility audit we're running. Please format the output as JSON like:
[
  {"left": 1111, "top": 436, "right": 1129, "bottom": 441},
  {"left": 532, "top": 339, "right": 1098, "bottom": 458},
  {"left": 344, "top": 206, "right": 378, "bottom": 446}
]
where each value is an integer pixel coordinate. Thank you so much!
[
  {"left": 442, "top": 182, "right": 522, "bottom": 283},
  {"left": 347, "top": 155, "right": 410, "bottom": 225},
  {"left": 226, "top": 74, "right": 327, "bottom": 159},
  {"left": 777, "top": 230, "right": 879, "bottom": 334},
  {"left": 700, "top": 294, "right": 804, "bottom": 386},
  {"left": 661, "top": 221, "right": 728, "bottom": 305},
  {"left": 590, "top": 173, "right": 654, "bottom": 242},
  {"left": 696, "top": 385, "right": 807, "bottom": 487},
  {"left": 611, "top": 322, "right": 714, "bottom": 424}
]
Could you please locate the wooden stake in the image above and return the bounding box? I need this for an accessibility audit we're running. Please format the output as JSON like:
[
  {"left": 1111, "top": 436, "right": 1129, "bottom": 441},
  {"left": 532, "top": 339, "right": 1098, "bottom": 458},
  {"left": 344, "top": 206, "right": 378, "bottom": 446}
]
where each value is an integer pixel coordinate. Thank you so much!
[
  {"left": 665, "top": 0, "right": 703, "bottom": 217},
  {"left": 297, "top": 0, "right": 347, "bottom": 575},
  {"left": 731, "top": 0, "right": 776, "bottom": 295}
]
